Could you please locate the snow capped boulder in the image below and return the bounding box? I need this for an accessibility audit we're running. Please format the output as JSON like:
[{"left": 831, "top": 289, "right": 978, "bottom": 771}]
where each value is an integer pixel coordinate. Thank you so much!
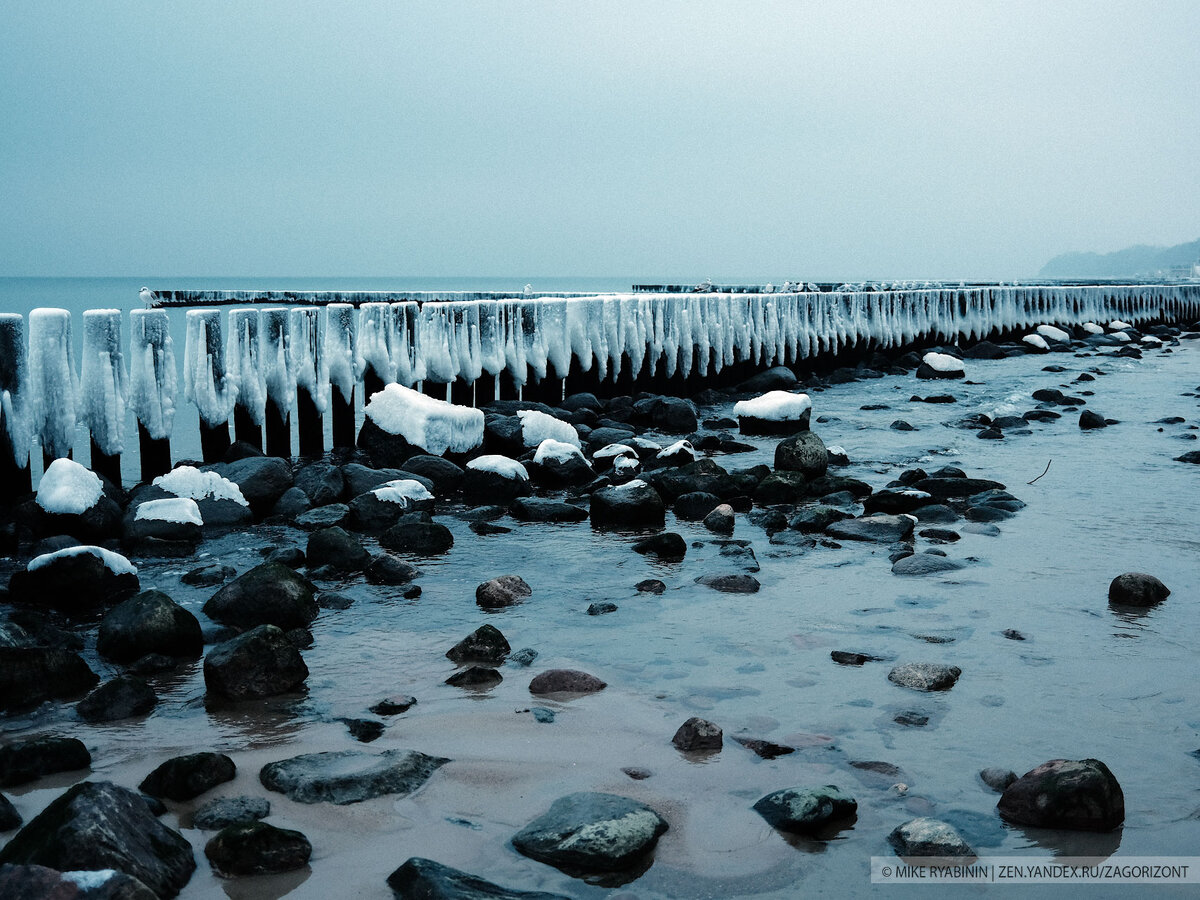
[
  {"left": 915, "top": 352, "right": 965, "bottom": 380},
  {"left": 359, "top": 383, "right": 484, "bottom": 466},
  {"left": 348, "top": 479, "right": 435, "bottom": 532},
  {"left": 733, "top": 390, "right": 812, "bottom": 435},
  {"left": 1036, "top": 324, "right": 1071, "bottom": 344},
  {"left": 1022, "top": 334, "right": 1050, "bottom": 352},
  {"left": 1109, "top": 320, "right": 1132, "bottom": 331},
  {"left": 590, "top": 480, "right": 666, "bottom": 529},
  {"left": 655, "top": 439, "right": 699, "bottom": 468},
  {"left": 1081, "top": 322, "right": 1104, "bottom": 335},
  {"left": 9, "top": 546, "right": 139, "bottom": 614},
  {"left": 528, "top": 439, "right": 593, "bottom": 486},
  {"left": 516, "top": 409, "right": 579, "bottom": 449},
  {"left": 123, "top": 498, "right": 203, "bottom": 553},
  {"left": 462, "top": 455, "right": 532, "bottom": 504},
  {"left": 152, "top": 465, "right": 252, "bottom": 527},
  {"left": 34, "top": 458, "right": 122, "bottom": 542},
  {"left": 591, "top": 443, "right": 638, "bottom": 472}
]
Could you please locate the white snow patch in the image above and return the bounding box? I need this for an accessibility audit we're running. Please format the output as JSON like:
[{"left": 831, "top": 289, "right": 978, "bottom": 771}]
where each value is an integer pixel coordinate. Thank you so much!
[
  {"left": 533, "top": 439, "right": 585, "bottom": 465},
  {"left": 827, "top": 445, "right": 846, "bottom": 455},
  {"left": 921, "top": 352, "right": 965, "bottom": 374},
  {"left": 36, "top": 458, "right": 102, "bottom": 514},
  {"left": 657, "top": 439, "right": 697, "bottom": 462},
  {"left": 365, "top": 383, "right": 484, "bottom": 455},
  {"left": 1141, "top": 335, "right": 1163, "bottom": 345},
  {"left": 613, "top": 455, "right": 640, "bottom": 474},
  {"left": 28, "top": 545, "right": 137, "bottom": 576},
  {"left": 1081, "top": 322, "right": 1104, "bottom": 335},
  {"left": 153, "top": 465, "right": 248, "bottom": 506},
  {"left": 372, "top": 479, "right": 434, "bottom": 505},
  {"left": 516, "top": 409, "right": 580, "bottom": 448},
  {"left": 612, "top": 478, "right": 649, "bottom": 491},
  {"left": 1022, "top": 334, "right": 1050, "bottom": 350},
  {"left": 1111, "top": 331, "right": 1131, "bottom": 343},
  {"left": 1109, "top": 320, "right": 1133, "bottom": 331},
  {"left": 592, "top": 443, "right": 637, "bottom": 461},
  {"left": 466, "top": 455, "right": 529, "bottom": 481},
  {"left": 1036, "top": 324, "right": 1071, "bottom": 343},
  {"left": 733, "top": 390, "right": 812, "bottom": 421},
  {"left": 135, "top": 497, "right": 203, "bottom": 525},
  {"left": 63, "top": 871, "right": 118, "bottom": 890}
]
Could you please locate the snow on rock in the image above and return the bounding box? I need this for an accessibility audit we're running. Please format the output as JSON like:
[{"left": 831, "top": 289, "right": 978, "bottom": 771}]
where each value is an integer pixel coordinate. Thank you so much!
[
  {"left": 134, "top": 497, "right": 204, "bottom": 525},
  {"left": 733, "top": 390, "right": 812, "bottom": 422},
  {"left": 153, "top": 465, "right": 248, "bottom": 506},
  {"left": 517, "top": 409, "right": 580, "bottom": 448},
  {"left": 466, "top": 455, "right": 529, "bottom": 481},
  {"left": 1082, "top": 322, "right": 1104, "bottom": 335},
  {"left": 533, "top": 438, "right": 586, "bottom": 465},
  {"left": 921, "top": 352, "right": 965, "bottom": 374},
  {"left": 63, "top": 871, "right": 118, "bottom": 891},
  {"left": 29, "top": 307, "right": 78, "bottom": 459},
  {"left": 80, "top": 309, "right": 127, "bottom": 456},
  {"left": 593, "top": 443, "right": 637, "bottom": 461},
  {"left": 372, "top": 478, "right": 434, "bottom": 505},
  {"left": 28, "top": 544, "right": 137, "bottom": 576},
  {"left": 364, "top": 383, "right": 484, "bottom": 455},
  {"left": 1023, "top": 334, "right": 1050, "bottom": 350},
  {"left": 1036, "top": 324, "right": 1071, "bottom": 343},
  {"left": 1109, "top": 320, "right": 1133, "bottom": 331},
  {"left": 37, "top": 457, "right": 103, "bottom": 514},
  {"left": 613, "top": 455, "right": 640, "bottom": 475},
  {"left": 657, "top": 439, "right": 698, "bottom": 463},
  {"left": 1141, "top": 335, "right": 1163, "bottom": 346},
  {"left": 128, "top": 309, "right": 176, "bottom": 441},
  {"left": 1111, "top": 332, "right": 1131, "bottom": 343}
]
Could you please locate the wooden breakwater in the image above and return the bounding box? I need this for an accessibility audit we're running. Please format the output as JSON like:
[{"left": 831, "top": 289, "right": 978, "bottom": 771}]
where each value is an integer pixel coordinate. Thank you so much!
[{"left": 1, "top": 283, "right": 1197, "bottom": 493}]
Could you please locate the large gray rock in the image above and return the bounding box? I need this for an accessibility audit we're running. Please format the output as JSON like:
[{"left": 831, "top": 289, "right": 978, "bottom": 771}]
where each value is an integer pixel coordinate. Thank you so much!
[
  {"left": 997, "top": 759, "right": 1124, "bottom": 831},
  {"left": 259, "top": 749, "right": 448, "bottom": 805},
  {"left": 774, "top": 431, "right": 828, "bottom": 479},
  {"left": 400, "top": 455, "right": 465, "bottom": 493},
  {"left": 0, "top": 737, "right": 91, "bottom": 788},
  {"left": 476, "top": 575, "right": 532, "bottom": 609},
  {"left": 0, "top": 781, "right": 196, "bottom": 898},
  {"left": 218, "top": 457, "right": 294, "bottom": 516},
  {"left": 888, "top": 817, "right": 975, "bottom": 857},
  {"left": 511, "top": 792, "right": 669, "bottom": 873},
  {"left": 826, "top": 514, "right": 915, "bottom": 543},
  {"left": 139, "top": 753, "right": 236, "bottom": 802},
  {"left": 203, "top": 563, "right": 317, "bottom": 631},
  {"left": 446, "top": 625, "right": 510, "bottom": 665},
  {"left": 0, "top": 648, "right": 98, "bottom": 713},
  {"left": 306, "top": 526, "right": 371, "bottom": 571},
  {"left": 590, "top": 481, "right": 666, "bottom": 528},
  {"left": 1108, "top": 572, "right": 1170, "bottom": 606},
  {"left": 379, "top": 513, "right": 454, "bottom": 555},
  {"left": 294, "top": 461, "right": 345, "bottom": 506},
  {"left": 97, "top": 590, "right": 203, "bottom": 663},
  {"left": 892, "top": 554, "right": 966, "bottom": 576},
  {"left": 888, "top": 663, "right": 961, "bottom": 692},
  {"left": 347, "top": 492, "right": 417, "bottom": 533},
  {"left": 204, "top": 822, "right": 311, "bottom": 877},
  {"left": 203, "top": 625, "right": 309, "bottom": 700},
  {"left": 671, "top": 717, "right": 722, "bottom": 751},
  {"left": 529, "top": 670, "right": 606, "bottom": 695},
  {"left": 752, "top": 785, "right": 857, "bottom": 834},
  {"left": 386, "top": 857, "right": 573, "bottom": 900},
  {"left": 511, "top": 497, "right": 589, "bottom": 523},
  {"left": 631, "top": 396, "right": 697, "bottom": 433},
  {"left": 192, "top": 795, "right": 270, "bottom": 830},
  {"left": 8, "top": 550, "right": 139, "bottom": 614},
  {"left": 76, "top": 675, "right": 156, "bottom": 723}
]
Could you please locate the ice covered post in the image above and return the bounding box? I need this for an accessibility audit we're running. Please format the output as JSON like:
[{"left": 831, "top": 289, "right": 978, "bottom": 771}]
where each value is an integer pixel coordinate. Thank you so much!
[
  {"left": 290, "top": 306, "right": 326, "bottom": 457},
  {"left": 0, "top": 313, "right": 32, "bottom": 500},
  {"left": 357, "top": 302, "right": 392, "bottom": 401},
  {"left": 80, "top": 309, "right": 127, "bottom": 485},
  {"left": 324, "top": 303, "right": 359, "bottom": 449},
  {"left": 28, "top": 308, "right": 77, "bottom": 470},
  {"left": 228, "top": 308, "right": 265, "bottom": 450},
  {"left": 260, "top": 307, "right": 293, "bottom": 458},
  {"left": 184, "top": 309, "right": 235, "bottom": 463},
  {"left": 128, "top": 309, "right": 176, "bottom": 481}
]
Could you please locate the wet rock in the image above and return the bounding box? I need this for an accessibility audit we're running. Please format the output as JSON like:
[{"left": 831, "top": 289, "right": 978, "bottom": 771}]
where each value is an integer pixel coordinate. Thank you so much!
[
  {"left": 590, "top": 481, "right": 666, "bottom": 528},
  {"left": 963, "top": 340, "right": 1007, "bottom": 359},
  {"left": 892, "top": 554, "right": 966, "bottom": 576},
  {"left": 831, "top": 650, "right": 890, "bottom": 666},
  {"left": 218, "top": 457, "right": 293, "bottom": 516},
  {"left": 476, "top": 575, "right": 532, "bottom": 609},
  {"left": 893, "top": 711, "right": 929, "bottom": 727},
  {"left": 635, "top": 580, "right": 665, "bottom": 595},
  {"left": 890, "top": 419, "right": 917, "bottom": 431},
  {"left": 695, "top": 573, "right": 760, "bottom": 594},
  {"left": 292, "top": 461, "right": 344, "bottom": 506},
  {"left": 997, "top": 759, "right": 1124, "bottom": 831},
  {"left": 674, "top": 491, "right": 722, "bottom": 520},
  {"left": 919, "top": 527, "right": 960, "bottom": 542},
  {"left": 366, "top": 555, "right": 420, "bottom": 586},
  {"left": 318, "top": 591, "right": 355, "bottom": 610},
  {"left": 888, "top": 817, "right": 975, "bottom": 857},
  {"left": 139, "top": 752, "right": 236, "bottom": 802},
  {"left": 0, "top": 737, "right": 90, "bottom": 789},
  {"left": 8, "top": 549, "right": 139, "bottom": 615},
  {"left": 888, "top": 663, "right": 961, "bottom": 692},
  {"left": 0, "top": 864, "right": 158, "bottom": 899},
  {"left": 753, "top": 471, "right": 808, "bottom": 504},
  {"left": 1108, "top": 572, "right": 1170, "bottom": 606},
  {"left": 446, "top": 665, "right": 502, "bottom": 688},
  {"left": 529, "top": 670, "right": 606, "bottom": 695},
  {"left": 386, "top": 856, "right": 574, "bottom": 900},
  {"left": 97, "top": 590, "right": 203, "bottom": 663},
  {"left": 0, "top": 795, "right": 20, "bottom": 830},
  {"left": 294, "top": 503, "right": 350, "bottom": 530},
  {"left": 370, "top": 695, "right": 417, "bottom": 716},
  {"left": 631, "top": 396, "right": 698, "bottom": 433},
  {"left": 259, "top": 749, "right": 448, "bottom": 805},
  {"left": 753, "top": 785, "right": 857, "bottom": 833},
  {"left": 343, "top": 718, "right": 385, "bottom": 742},
  {"left": 461, "top": 464, "right": 532, "bottom": 505},
  {"left": 913, "top": 477, "right": 1006, "bottom": 500},
  {"left": 346, "top": 492, "right": 415, "bottom": 533},
  {"left": 671, "top": 717, "right": 722, "bottom": 751},
  {"left": 864, "top": 488, "right": 933, "bottom": 515},
  {"left": 511, "top": 792, "right": 669, "bottom": 874},
  {"left": 736, "top": 366, "right": 798, "bottom": 394},
  {"left": 379, "top": 513, "right": 454, "bottom": 555},
  {"left": 1079, "top": 409, "right": 1107, "bottom": 429},
  {"left": 826, "top": 514, "right": 915, "bottom": 543},
  {"left": 979, "top": 768, "right": 1018, "bottom": 792},
  {"left": 774, "top": 431, "right": 828, "bottom": 479},
  {"left": 588, "top": 601, "right": 621, "bottom": 614},
  {"left": 181, "top": 563, "right": 235, "bottom": 587},
  {"left": 192, "top": 796, "right": 270, "bottom": 830},
  {"left": 203, "top": 625, "right": 309, "bottom": 700},
  {"left": 0, "top": 648, "right": 99, "bottom": 713},
  {"left": 447, "top": 625, "right": 510, "bottom": 665},
  {"left": 788, "top": 505, "right": 852, "bottom": 532},
  {"left": 510, "top": 497, "right": 589, "bottom": 523},
  {"left": 270, "top": 486, "right": 312, "bottom": 520},
  {"left": 76, "top": 675, "right": 156, "bottom": 723},
  {"left": 400, "top": 455, "right": 465, "bottom": 494},
  {"left": 205, "top": 821, "right": 311, "bottom": 877},
  {"left": 0, "top": 781, "right": 196, "bottom": 897},
  {"left": 631, "top": 532, "right": 687, "bottom": 559},
  {"left": 203, "top": 563, "right": 317, "bottom": 632},
  {"left": 1001, "top": 628, "right": 1025, "bottom": 640},
  {"left": 1176, "top": 450, "right": 1200, "bottom": 464},
  {"left": 732, "top": 737, "right": 795, "bottom": 759},
  {"left": 306, "top": 526, "right": 372, "bottom": 572}
]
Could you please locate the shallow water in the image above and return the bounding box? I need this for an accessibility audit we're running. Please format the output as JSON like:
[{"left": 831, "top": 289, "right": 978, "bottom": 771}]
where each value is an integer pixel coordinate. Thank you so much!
[{"left": 2, "top": 338, "right": 1199, "bottom": 899}]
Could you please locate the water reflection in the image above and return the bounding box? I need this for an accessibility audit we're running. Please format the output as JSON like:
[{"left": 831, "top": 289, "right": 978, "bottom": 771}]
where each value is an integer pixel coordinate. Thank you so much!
[
  {"left": 219, "top": 865, "right": 311, "bottom": 900},
  {"left": 1003, "top": 821, "right": 1123, "bottom": 859}
]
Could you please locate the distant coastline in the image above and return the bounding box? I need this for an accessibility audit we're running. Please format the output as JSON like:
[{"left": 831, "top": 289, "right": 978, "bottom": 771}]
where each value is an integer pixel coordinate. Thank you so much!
[{"left": 1040, "top": 238, "right": 1200, "bottom": 279}]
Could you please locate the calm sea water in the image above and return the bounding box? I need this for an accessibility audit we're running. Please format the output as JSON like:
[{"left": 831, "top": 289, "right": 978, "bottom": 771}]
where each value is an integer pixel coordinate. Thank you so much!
[{"left": 2, "top": 330, "right": 1198, "bottom": 899}]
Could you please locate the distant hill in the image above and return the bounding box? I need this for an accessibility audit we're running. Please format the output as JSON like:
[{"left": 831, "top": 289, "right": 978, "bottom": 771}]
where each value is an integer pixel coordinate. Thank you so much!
[{"left": 1039, "top": 238, "right": 1200, "bottom": 279}]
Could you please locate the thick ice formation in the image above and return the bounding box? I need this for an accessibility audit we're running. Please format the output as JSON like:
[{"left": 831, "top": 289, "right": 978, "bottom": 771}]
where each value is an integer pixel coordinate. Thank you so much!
[
  {"left": 134, "top": 497, "right": 204, "bottom": 525},
  {"left": 184, "top": 310, "right": 237, "bottom": 426},
  {"left": 28, "top": 544, "right": 137, "bottom": 575},
  {"left": 153, "top": 465, "right": 248, "bottom": 505},
  {"left": 290, "top": 307, "right": 328, "bottom": 412},
  {"left": 364, "top": 383, "right": 484, "bottom": 455},
  {"left": 733, "top": 390, "right": 812, "bottom": 421},
  {"left": 372, "top": 478, "right": 435, "bottom": 506},
  {"left": 28, "top": 308, "right": 78, "bottom": 459},
  {"left": 466, "top": 454, "right": 529, "bottom": 480},
  {"left": 357, "top": 303, "right": 394, "bottom": 382},
  {"left": 1023, "top": 334, "right": 1050, "bottom": 350},
  {"left": 128, "top": 309, "right": 176, "bottom": 442},
  {"left": 533, "top": 438, "right": 586, "bottom": 464},
  {"left": 517, "top": 409, "right": 579, "bottom": 448},
  {"left": 80, "top": 309, "right": 127, "bottom": 456},
  {"left": 921, "top": 352, "right": 965, "bottom": 374},
  {"left": 324, "top": 303, "right": 360, "bottom": 401},
  {"left": 227, "top": 309, "right": 266, "bottom": 424},
  {"left": 0, "top": 313, "right": 31, "bottom": 468},
  {"left": 261, "top": 308, "right": 294, "bottom": 414},
  {"left": 1036, "top": 324, "right": 1071, "bottom": 343},
  {"left": 36, "top": 457, "right": 103, "bottom": 514}
]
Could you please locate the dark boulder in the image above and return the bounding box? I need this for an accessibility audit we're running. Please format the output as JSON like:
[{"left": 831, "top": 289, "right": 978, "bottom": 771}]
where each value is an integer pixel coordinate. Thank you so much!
[
  {"left": 203, "top": 625, "right": 309, "bottom": 700},
  {"left": 0, "top": 648, "right": 98, "bottom": 713},
  {"left": 8, "top": 548, "right": 139, "bottom": 614},
  {"left": 294, "top": 503, "right": 350, "bottom": 530},
  {"left": 671, "top": 717, "right": 722, "bottom": 751},
  {"left": 529, "top": 670, "right": 606, "bottom": 696},
  {"left": 97, "top": 590, "right": 203, "bottom": 663},
  {"left": 826, "top": 514, "right": 915, "bottom": 543},
  {"left": 997, "top": 759, "right": 1124, "bottom": 831},
  {"left": 590, "top": 481, "right": 666, "bottom": 528},
  {"left": 205, "top": 822, "right": 311, "bottom": 877},
  {"left": 774, "top": 431, "right": 829, "bottom": 479},
  {"left": 888, "top": 663, "right": 961, "bottom": 692},
  {"left": 0, "top": 737, "right": 91, "bottom": 788},
  {"left": 1079, "top": 409, "right": 1107, "bottom": 429},
  {"left": 979, "top": 768, "right": 1018, "bottom": 793},
  {"left": 139, "top": 752, "right": 236, "bottom": 802},
  {"left": 218, "top": 457, "right": 294, "bottom": 516},
  {"left": 259, "top": 749, "right": 448, "bottom": 805},
  {"left": 386, "top": 857, "right": 574, "bottom": 900},
  {"left": 476, "top": 575, "right": 532, "bottom": 610},
  {"left": 703, "top": 504, "right": 735, "bottom": 535},
  {"left": 203, "top": 563, "right": 317, "bottom": 632},
  {"left": 914, "top": 477, "right": 1005, "bottom": 500},
  {"left": 695, "top": 573, "right": 760, "bottom": 594},
  {"left": 461, "top": 463, "right": 532, "bottom": 504},
  {"left": 357, "top": 417, "right": 418, "bottom": 469},
  {"left": 892, "top": 554, "right": 966, "bottom": 576},
  {"left": 379, "top": 513, "right": 454, "bottom": 555},
  {"left": 445, "top": 666, "right": 502, "bottom": 688},
  {"left": 446, "top": 625, "right": 510, "bottom": 665},
  {"left": 789, "top": 505, "right": 852, "bottom": 532},
  {"left": 181, "top": 564, "right": 235, "bottom": 587},
  {"left": 510, "top": 497, "right": 589, "bottom": 523},
  {"left": 674, "top": 491, "right": 721, "bottom": 521},
  {"left": 400, "top": 455, "right": 465, "bottom": 493},
  {"left": 294, "top": 461, "right": 344, "bottom": 506},
  {"left": 736, "top": 366, "right": 798, "bottom": 393},
  {"left": 1108, "top": 572, "right": 1170, "bottom": 606},
  {"left": 76, "top": 675, "right": 156, "bottom": 723},
  {"left": 306, "top": 526, "right": 372, "bottom": 572},
  {"left": 753, "top": 785, "right": 857, "bottom": 834},
  {"left": 631, "top": 396, "right": 698, "bottom": 433},
  {"left": 270, "top": 487, "right": 312, "bottom": 519},
  {"left": 512, "top": 792, "right": 669, "bottom": 874},
  {"left": 632, "top": 532, "right": 687, "bottom": 559},
  {"left": 192, "top": 795, "right": 270, "bottom": 830}
]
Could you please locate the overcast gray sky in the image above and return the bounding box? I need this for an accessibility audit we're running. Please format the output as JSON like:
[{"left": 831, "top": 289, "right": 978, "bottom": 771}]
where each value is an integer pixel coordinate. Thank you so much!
[{"left": 1, "top": 1, "right": 1197, "bottom": 280}]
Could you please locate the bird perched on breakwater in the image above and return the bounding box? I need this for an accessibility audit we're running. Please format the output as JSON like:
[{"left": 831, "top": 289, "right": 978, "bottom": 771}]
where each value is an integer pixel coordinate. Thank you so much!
[{"left": 139, "top": 287, "right": 161, "bottom": 308}]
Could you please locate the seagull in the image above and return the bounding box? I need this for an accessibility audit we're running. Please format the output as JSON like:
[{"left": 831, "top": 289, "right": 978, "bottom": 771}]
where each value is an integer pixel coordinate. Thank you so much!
[{"left": 139, "top": 286, "right": 160, "bottom": 308}]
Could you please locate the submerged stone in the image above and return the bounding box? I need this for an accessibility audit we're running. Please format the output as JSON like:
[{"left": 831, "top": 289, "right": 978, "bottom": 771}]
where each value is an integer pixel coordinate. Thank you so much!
[{"left": 511, "top": 792, "right": 669, "bottom": 874}]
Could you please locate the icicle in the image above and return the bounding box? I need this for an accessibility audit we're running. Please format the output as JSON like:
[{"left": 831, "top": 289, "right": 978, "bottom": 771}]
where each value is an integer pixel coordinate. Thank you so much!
[
  {"left": 227, "top": 308, "right": 266, "bottom": 426},
  {"left": 183, "top": 309, "right": 236, "bottom": 427},
  {"left": 128, "top": 309, "right": 176, "bottom": 442},
  {"left": 260, "top": 308, "right": 294, "bottom": 414},
  {"left": 0, "top": 313, "right": 31, "bottom": 469},
  {"left": 324, "top": 303, "right": 360, "bottom": 402},
  {"left": 28, "top": 308, "right": 78, "bottom": 460},
  {"left": 358, "top": 302, "right": 393, "bottom": 385},
  {"left": 290, "top": 307, "right": 328, "bottom": 413},
  {"left": 80, "top": 309, "right": 127, "bottom": 456}
]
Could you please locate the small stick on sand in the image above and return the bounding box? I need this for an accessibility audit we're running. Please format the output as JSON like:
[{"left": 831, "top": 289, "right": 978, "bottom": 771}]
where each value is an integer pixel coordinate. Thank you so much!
[{"left": 1027, "top": 459, "right": 1052, "bottom": 485}]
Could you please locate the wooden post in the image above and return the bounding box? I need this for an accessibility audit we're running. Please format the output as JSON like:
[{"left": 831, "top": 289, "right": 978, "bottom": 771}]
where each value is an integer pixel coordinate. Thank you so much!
[
  {"left": 28, "top": 308, "right": 77, "bottom": 469},
  {"left": 228, "top": 308, "right": 264, "bottom": 450},
  {"left": 184, "top": 309, "right": 233, "bottom": 463},
  {"left": 81, "top": 309, "right": 125, "bottom": 486},
  {"left": 261, "top": 308, "right": 292, "bottom": 458},
  {"left": 0, "top": 314, "right": 32, "bottom": 501},
  {"left": 325, "top": 304, "right": 357, "bottom": 449},
  {"left": 129, "top": 309, "right": 174, "bottom": 482},
  {"left": 289, "top": 307, "right": 324, "bottom": 457}
]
